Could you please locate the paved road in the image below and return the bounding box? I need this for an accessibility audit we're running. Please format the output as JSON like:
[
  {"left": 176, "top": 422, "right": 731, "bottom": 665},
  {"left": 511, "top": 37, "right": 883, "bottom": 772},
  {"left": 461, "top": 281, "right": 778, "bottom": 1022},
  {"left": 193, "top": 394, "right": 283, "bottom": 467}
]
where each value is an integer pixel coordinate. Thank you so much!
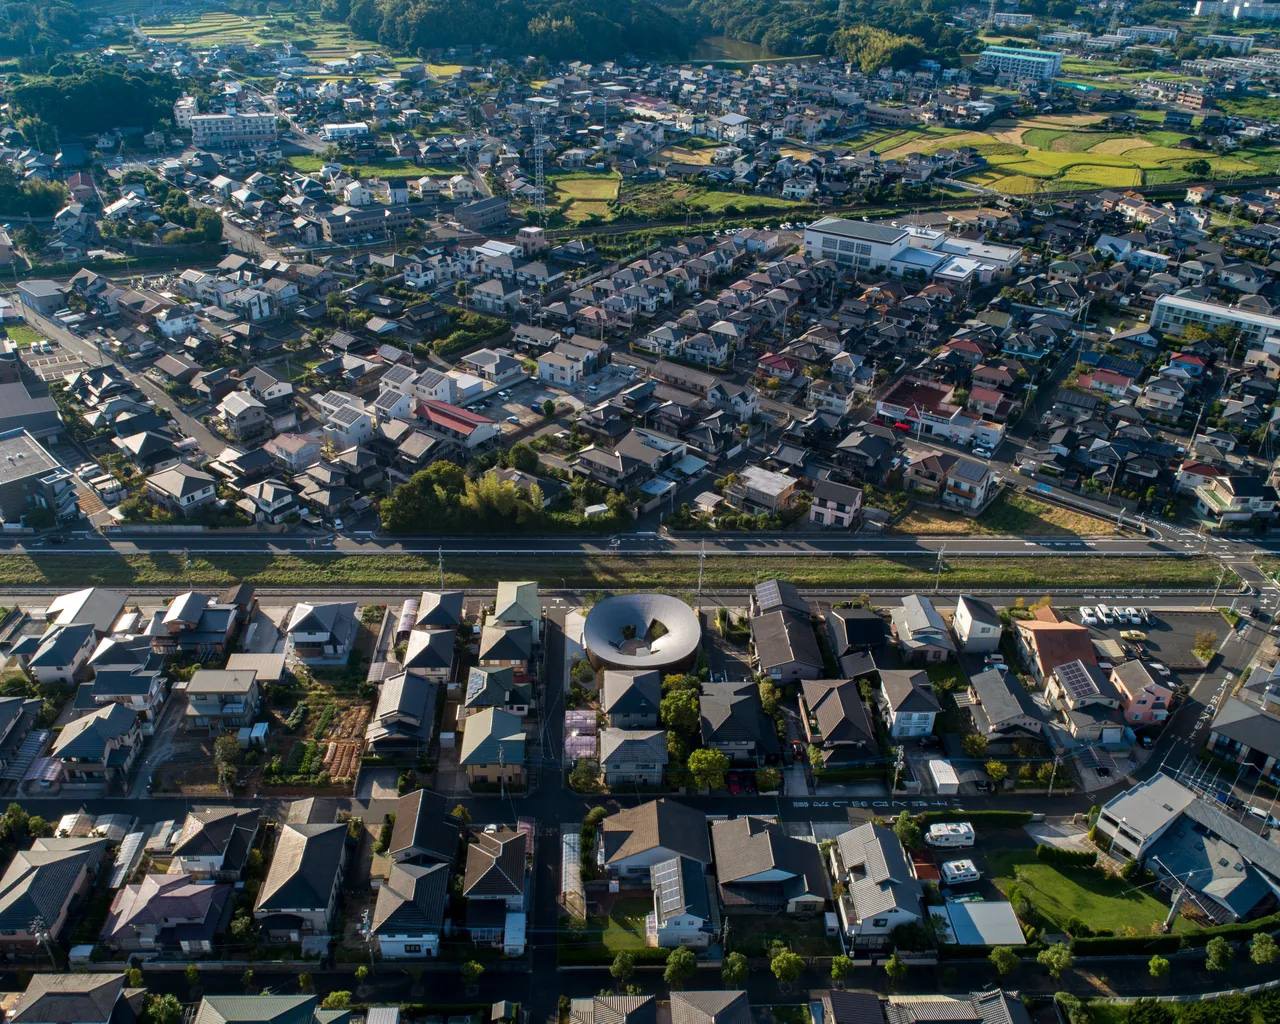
[{"left": 22, "top": 308, "right": 226, "bottom": 458}]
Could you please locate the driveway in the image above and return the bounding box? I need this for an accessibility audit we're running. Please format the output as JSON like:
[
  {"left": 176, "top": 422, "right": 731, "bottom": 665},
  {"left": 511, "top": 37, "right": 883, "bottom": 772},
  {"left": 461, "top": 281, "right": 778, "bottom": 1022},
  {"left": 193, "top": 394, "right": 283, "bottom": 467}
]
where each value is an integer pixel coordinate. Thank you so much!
[{"left": 355, "top": 765, "right": 400, "bottom": 801}]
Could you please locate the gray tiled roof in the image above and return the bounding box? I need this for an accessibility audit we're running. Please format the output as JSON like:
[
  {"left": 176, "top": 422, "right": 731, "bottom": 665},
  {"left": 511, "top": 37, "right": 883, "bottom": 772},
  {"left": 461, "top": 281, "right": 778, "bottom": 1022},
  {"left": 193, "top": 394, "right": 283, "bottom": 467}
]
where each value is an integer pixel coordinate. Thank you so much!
[{"left": 836, "top": 822, "right": 922, "bottom": 921}]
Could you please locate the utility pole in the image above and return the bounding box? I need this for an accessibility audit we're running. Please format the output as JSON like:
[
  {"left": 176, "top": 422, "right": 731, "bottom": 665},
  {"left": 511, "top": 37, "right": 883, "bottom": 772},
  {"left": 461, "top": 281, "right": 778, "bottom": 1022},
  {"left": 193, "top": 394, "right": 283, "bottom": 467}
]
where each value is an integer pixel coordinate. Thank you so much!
[
  {"left": 1211, "top": 563, "right": 1227, "bottom": 607},
  {"left": 933, "top": 544, "right": 946, "bottom": 593},
  {"left": 696, "top": 540, "right": 705, "bottom": 603},
  {"left": 891, "top": 745, "right": 905, "bottom": 793},
  {"left": 437, "top": 546, "right": 445, "bottom": 590},
  {"left": 1046, "top": 752, "right": 1062, "bottom": 799}
]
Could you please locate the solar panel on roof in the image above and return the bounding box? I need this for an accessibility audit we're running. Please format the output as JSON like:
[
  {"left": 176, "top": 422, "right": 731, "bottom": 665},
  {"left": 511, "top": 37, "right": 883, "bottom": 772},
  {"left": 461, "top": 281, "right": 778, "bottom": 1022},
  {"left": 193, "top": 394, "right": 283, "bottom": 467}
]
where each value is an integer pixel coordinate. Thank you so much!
[{"left": 1058, "top": 660, "right": 1099, "bottom": 700}]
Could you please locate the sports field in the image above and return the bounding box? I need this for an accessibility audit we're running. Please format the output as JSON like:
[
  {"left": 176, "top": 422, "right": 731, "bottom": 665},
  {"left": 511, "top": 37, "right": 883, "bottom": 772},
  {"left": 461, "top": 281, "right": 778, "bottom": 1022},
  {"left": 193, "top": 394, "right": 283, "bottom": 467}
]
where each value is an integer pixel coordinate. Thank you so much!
[{"left": 845, "top": 116, "right": 1280, "bottom": 194}]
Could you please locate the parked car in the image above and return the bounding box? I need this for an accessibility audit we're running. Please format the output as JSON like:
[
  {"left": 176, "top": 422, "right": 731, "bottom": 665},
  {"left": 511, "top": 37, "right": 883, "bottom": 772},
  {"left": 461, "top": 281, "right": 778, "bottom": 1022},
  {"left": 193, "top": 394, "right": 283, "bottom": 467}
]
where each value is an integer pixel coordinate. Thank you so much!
[
  {"left": 1123, "top": 606, "right": 1142, "bottom": 624},
  {"left": 1095, "top": 604, "right": 1114, "bottom": 625},
  {"left": 1080, "top": 606, "right": 1099, "bottom": 626}
]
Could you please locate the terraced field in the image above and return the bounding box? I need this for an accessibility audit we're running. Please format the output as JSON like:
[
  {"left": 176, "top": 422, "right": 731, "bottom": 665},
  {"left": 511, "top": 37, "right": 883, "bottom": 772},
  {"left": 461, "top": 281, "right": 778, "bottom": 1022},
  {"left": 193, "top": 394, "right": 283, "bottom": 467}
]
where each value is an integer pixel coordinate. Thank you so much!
[
  {"left": 549, "top": 171, "right": 622, "bottom": 223},
  {"left": 858, "top": 116, "right": 1280, "bottom": 195}
]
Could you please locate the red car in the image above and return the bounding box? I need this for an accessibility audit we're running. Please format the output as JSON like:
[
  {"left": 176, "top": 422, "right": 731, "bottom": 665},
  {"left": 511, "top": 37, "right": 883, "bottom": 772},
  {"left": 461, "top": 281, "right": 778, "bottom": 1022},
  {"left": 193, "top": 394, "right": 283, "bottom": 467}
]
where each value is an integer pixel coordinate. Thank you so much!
[{"left": 726, "top": 771, "right": 743, "bottom": 795}]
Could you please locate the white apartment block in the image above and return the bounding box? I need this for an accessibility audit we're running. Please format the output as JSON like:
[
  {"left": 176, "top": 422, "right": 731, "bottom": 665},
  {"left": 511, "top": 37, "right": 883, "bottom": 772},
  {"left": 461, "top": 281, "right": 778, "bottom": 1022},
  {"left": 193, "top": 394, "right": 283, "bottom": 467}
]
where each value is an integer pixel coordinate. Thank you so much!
[
  {"left": 1151, "top": 294, "right": 1280, "bottom": 345},
  {"left": 322, "top": 122, "right": 371, "bottom": 141},
  {"left": 191, "top": 112, "right": 278, "bottom": 149},
  {"left": 174, "top": 96, "right": 199, "bottom": 130},
  {"left": 977, "top": 45, "right": 1064, "bottom": 80}
]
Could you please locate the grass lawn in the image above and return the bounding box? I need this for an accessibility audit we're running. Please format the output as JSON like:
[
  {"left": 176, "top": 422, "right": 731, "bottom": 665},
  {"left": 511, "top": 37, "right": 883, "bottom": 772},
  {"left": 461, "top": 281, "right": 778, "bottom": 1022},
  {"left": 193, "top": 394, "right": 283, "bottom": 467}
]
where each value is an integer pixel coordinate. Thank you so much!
[
  {"left": 988, "top": 848, "right": 1192, "bottom": 936},
  {"left": 0, "top": 553, "right": 1225, "bottom": 591},
  {"left": 2, "top": 324, "right": 43, "bottom": 349},
  {"left": 894, "top": 492, "right": 1117, "bottom": 537},
  {"left": 601, "top": 896, "right": 651, "bottom": 952}
]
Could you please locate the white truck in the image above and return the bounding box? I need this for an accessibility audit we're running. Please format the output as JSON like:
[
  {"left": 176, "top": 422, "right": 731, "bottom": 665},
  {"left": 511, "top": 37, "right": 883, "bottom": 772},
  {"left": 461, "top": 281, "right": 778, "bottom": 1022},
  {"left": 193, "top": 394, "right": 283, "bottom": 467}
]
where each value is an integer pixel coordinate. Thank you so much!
[{"left": 925, "top": 822, "right": 976, "bottom": 848}]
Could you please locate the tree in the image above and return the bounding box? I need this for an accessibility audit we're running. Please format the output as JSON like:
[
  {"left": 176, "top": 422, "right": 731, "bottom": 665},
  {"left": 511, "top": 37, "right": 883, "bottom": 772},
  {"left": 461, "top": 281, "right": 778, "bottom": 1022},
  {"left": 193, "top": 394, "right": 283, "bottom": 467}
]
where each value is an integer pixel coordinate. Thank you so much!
[
  {"left": 893, "top": 811, "right": 921, "bottom": 851},
  {"left": 962, "top": 733, "right": 988, "bottom": 758},
  {"left": 241, "top": 970, "right": 256, "bottom": 992},
  {"left": 985, "top": 760, "right": 1009, "bottom": 785},
  {"left": 1037, "top": 942, "right": 1073, "bottom": 980},
  {"left": 990, "top": 946, "right": 1019, "bottom": 977},
  {"left": 610, "top": 951, "right": 635, "bottom": 985},
  {"left": 1186, "top": 158, "right": 1212, "bottom": 177},
  {"left": 569, "top": 757, "right": 602, "bottom": 792},
  {"left": 664, "top": 946, "right": 697, "bottom": 989},
  {"left": 660, "top": 688, "right": 701, "bottom": 736},
  {"left": 1148, "top": 954, "right": 1170, "bottom": 979},
  {"left": 1205, "top": 936, "right": 1234, "bottom": 973},
  {"left": 722, "top": 951, "right": 748, "bottom": 987},
  {"left": 830, "top": 954, "right": 853, "bottom": 986},
  {"left": 1251, "top": 932, "right": 1278, "bottom": 966},
  {"left": 688, "top": 748, "right": 730, "bottom": 790},
  {"left": 1124, "top": 999, "right": 1175, "bottom": 1024},
  {"left": 214, "top": 733, "right": 240, "bottom": 792},
  {"left": 185, "top": 964, "right": 200, "bottom": 990},
  {"left": 451, "top": 803, "right": 472, "bottom": 824},
  {"left": 770, "top": 948, "right": 804, "bottom": 987},
  {"left": 461, "top": 960, "right": 485, "bottom": 986},
  {"left": 297, "top": 973, "right": 314, "bottom": 994},
  {"left": 354, "top": 966, "right": 369, "bottom": 985},
  {"left": 143, "top": 995, "right": 182, "bottom": 1024},
  {"left": 508, "top": 442, "right": 538, "bottom": 473},
  {"left": 542, "top": 399, "right": 556, "bottom": 417},
  {"left": 884, "top": 952, "right": 907, "bottom": 988},
  {"left": 320, "top": 993, "right": 351, "bottom": 1011},
  {"left": 126, "top": 968, "right": 143, "bottom": 988}
]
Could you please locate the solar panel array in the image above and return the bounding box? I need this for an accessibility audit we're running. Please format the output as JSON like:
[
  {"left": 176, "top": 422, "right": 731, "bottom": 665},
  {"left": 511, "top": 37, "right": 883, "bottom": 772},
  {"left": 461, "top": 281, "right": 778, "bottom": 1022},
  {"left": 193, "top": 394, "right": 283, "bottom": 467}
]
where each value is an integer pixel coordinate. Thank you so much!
[{"left": 1057, "top": 659, "right": 1100, "bottom": 700}]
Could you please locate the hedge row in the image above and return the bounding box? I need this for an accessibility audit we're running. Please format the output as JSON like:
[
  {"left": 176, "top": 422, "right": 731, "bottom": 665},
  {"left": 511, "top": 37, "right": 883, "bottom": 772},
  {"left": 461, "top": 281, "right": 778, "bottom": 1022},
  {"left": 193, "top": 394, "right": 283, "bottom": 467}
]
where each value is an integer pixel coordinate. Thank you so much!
[
  {"left": 1034, "top": 844, "right": 1098, "bottom": 868},
  {"left": 1070, "top": 933, "right": 1184, "bottom": 956}
]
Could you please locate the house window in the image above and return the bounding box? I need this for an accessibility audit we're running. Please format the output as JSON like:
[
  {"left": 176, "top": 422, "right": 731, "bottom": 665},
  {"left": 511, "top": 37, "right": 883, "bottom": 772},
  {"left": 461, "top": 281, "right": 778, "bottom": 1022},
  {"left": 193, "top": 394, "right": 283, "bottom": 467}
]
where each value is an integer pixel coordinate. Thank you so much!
[
  {"left": 872, "top": 918, "right": 888, "bottom": 928},
  {"left": 405, "top": 944, "right": 422, "bottom": 953}
]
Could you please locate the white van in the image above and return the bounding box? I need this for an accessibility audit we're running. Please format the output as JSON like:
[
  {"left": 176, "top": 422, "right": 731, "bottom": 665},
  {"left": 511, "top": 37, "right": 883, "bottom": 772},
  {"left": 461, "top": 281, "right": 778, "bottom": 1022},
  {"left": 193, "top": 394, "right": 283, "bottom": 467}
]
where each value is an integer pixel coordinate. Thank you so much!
[
  {"left": 925, "top": 822, "right": 976, "bottom": 849},
  {"left": 941, "top": 859, "right": 982, "bottom": 885}
]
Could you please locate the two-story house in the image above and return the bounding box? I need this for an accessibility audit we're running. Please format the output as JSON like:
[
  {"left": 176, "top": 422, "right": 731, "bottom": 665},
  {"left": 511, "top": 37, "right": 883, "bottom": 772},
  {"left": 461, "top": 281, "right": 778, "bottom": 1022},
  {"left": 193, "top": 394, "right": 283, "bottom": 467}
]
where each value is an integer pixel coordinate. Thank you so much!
[{"left": 254, "top": 821, "right": 348, "bottom": 952}]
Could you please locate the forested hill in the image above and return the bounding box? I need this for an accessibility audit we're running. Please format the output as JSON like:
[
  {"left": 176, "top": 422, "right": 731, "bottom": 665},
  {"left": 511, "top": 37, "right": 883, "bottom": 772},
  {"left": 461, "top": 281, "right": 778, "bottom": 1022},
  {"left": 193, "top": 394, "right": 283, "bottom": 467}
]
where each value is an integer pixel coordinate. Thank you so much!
[
  {"left": 669, "top": 0, "right": 976, "bottom": 64},
  {"left": 319, "top": 0, "right": 699, "bottom": 60}
]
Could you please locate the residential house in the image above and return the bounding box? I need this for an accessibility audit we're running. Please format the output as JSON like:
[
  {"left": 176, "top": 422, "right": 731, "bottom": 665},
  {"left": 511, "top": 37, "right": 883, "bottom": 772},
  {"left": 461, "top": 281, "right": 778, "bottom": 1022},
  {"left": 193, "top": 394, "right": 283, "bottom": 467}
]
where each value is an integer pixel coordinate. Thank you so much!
[
  {"left": 254, "top": 822, "right": 349, "bottom": 949},
  {"left": 809, "top": 479, "right": 863, "bottom": 529},
  {"left": 386, "top": 789, "right": 460, "bottom": 865},
  {"left": 370, "top": 862, "right": 450, "bottom": 958},
  {"left": 184, "top": 669, "right": 261, "bottom": 732},
  {"left": 459, "top": 707, "right": 526, "bottom": 787},
  {"left": 951, "top": 595, "right": 1002, "bottom": 654},
  {"left": 285, "top": 602, "right": 358, "bottom": 665},
  {"left": 700, "top": 681, "right": 777, "bottom": 764},
  {"left": 878, "top": 670, "right": 940, "bottom": 738},
  {"left": 1046, "top": 659, "right": 1126, "bottom": 745},
  {"left": 170, "top": 806, "right": 260, "bottom": 879},
  {"left": 799, "top": 679, "right": 875, "bottom": 767},
  {"left": 829, "top": 822, "right": 922, "bottom": 947},
  {"left": 1014, "top": 607, "right": 1098, "bottom": 684},
  {"left": 48, "top": 704, "right": 141, "bottom": 788},
  {"left": 600, "top": 728, "right": 668, "bottom": 786},
  {"left": 709, "top": 816, "right": 829, "bottom": 914},
  {"left": 145, "top": 465, "right": 217, "bottom": 516},
  {"left": 599, "top": 799, "right": 712, "bottom": 882},
  {"left": 890, "top": 595, "right": 956, "bottom": 663},
  {"left": 1111, "top": 660, "right": 1173, "bottom": 727},
  {"left": 0, "top": 838, "right": 109, "bottom": 951},
  {"left": 494, "top": 581, "right": 541, "bottom": 642},
  {"left": 967, "top": 668, "right": 1043, "bottom": 739},
  {"left": 602, "top": 670, "right": 661, "bottom": 728},
  {"left": 100, "top": 873, "right": 231, "bottom": 954},
  {"left": 646, "top": 857, "right": 715, "bottom": 949},
  {"left": 750, "top": 608, "right": 823, "bottom": 683}
]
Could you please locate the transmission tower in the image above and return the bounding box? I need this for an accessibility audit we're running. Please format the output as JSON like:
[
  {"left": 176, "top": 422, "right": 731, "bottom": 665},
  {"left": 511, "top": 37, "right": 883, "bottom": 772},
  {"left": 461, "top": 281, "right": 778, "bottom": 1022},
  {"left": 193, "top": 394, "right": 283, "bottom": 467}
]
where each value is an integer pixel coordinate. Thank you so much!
[
  {"left": 985, "top": 0, "right": 999, "bottom": 31},
  {"left": 532, "top": 110, "right": 547, "bottom": 223},
  {"left": 1108, "top": 0, "right": 1124, "bottom": 35}
]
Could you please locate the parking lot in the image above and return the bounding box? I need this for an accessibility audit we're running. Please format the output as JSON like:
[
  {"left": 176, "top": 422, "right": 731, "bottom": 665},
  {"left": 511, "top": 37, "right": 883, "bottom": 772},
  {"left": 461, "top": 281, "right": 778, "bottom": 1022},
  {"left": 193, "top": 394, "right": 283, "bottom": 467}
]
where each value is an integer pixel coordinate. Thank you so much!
[{"left": 1064, "top": 605, "right": 1228, "bottom": 674}]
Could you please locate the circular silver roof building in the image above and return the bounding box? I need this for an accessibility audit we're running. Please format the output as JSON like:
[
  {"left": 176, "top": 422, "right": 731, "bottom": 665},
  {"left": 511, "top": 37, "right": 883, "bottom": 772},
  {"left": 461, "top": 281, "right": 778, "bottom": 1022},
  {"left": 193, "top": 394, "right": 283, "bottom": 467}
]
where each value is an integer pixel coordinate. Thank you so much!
[{"left": 582, "top": 593, "right": 701, "bottom": 670}]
